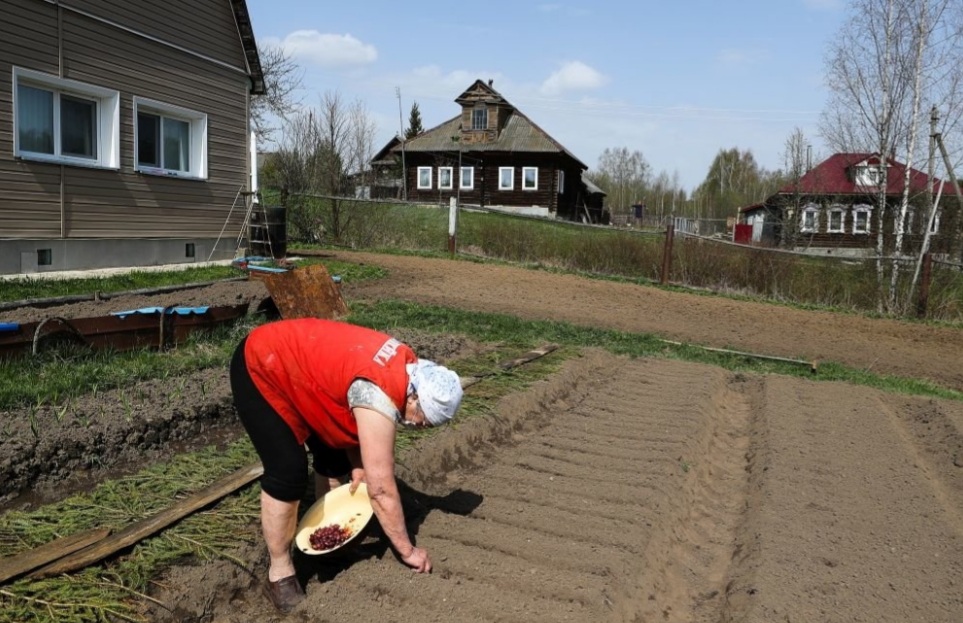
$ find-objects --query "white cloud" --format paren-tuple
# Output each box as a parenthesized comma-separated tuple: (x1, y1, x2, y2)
(538, 3, 562, 11)
(540, 61, 608, 96)
(277, 31, 377, 69)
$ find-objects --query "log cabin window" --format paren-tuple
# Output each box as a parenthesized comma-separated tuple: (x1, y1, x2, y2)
(557, 170, 565, 194)
(460, 166, 474, 190)
(901, 209, 913, 234)
(800, 203, 820, 233)
(13, 67, 120, 169)
(134, 97, 208, 179)
(828, 205, 845, 233)
(522, 167, 538, 190)
(929, 209, 941, 233)
(852, 204, 872, 234)
(499, 167, 514, 190)
(472, 105, 488, 130)
(438, 167, 453, 190)
(417, 167, 432, 189)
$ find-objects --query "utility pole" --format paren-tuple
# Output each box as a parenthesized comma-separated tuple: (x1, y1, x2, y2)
(396, 87, 407, 201)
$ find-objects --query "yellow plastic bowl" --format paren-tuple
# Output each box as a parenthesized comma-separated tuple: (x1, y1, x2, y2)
(294, 482, 374, 555)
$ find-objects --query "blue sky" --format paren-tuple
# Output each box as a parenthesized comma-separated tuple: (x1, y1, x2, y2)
(247, 0, 846, 193)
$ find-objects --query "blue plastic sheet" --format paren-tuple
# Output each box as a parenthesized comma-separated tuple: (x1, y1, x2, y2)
(111, 306, 210, 318)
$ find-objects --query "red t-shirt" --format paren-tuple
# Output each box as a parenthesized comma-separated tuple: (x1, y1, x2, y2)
(243, 319, 415, 448)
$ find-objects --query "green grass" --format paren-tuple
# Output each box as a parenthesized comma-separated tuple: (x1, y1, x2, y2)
(0, 266, 241, 303)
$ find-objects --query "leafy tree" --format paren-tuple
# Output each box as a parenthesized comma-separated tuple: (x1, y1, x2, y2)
(691, 148, 778, 219)
(405, 102, 425, 139)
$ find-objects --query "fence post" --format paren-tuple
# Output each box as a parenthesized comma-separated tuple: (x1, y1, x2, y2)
(448, 197, 458, 257)
(916, 252, 932, 318)
(660, 223, 675, 285)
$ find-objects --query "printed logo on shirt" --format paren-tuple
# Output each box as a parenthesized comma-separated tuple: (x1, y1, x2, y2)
(373, 338, 402, 366)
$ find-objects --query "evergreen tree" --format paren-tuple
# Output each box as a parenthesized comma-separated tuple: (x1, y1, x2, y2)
(405, 102, 424, 139)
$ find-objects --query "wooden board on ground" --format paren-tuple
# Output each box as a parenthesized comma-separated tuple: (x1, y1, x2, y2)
(256, 264, 349, 320)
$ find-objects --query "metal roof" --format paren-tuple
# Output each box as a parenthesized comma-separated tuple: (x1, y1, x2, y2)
(394, 95, 587, 169)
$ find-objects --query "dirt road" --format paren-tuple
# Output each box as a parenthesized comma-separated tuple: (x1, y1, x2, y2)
(2, 252, 962, 622)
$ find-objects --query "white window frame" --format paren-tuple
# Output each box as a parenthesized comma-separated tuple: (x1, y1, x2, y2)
(417, 166, 432, 189)
(929, 209, 941, 233)
(133, 97, 207, 179)
(557, 170, 565, 194)
(472, 105, 488, 130)
(856, 165, 885, 187)
(498, 167, 514, 190)
(827, 205, 845, 233)
(13, 67, 120, 169)
(901, 209, 914, 234)
(852, 204, 872, 234)
(460, 166, 474, 190)
(522, 166, 538, 191)
(437, 167, 453, 190)
(800, 203, 820, 233)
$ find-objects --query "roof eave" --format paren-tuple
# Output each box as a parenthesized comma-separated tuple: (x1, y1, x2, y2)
(229, 0, 265, 95)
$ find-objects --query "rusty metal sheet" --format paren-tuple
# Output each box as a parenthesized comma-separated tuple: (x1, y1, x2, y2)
(257, 264, 348, 320)
(0, 304, 249, 359)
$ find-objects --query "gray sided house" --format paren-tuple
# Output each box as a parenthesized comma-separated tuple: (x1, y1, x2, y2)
(374, 80, 605, 223)
(739, 153, 960, 258)
(0, 0, 264, 275)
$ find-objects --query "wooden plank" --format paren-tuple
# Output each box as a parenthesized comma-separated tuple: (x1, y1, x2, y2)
(28, 462, 264, 579)
(0, 527, 111, 585)
(461, 343, 559, 388)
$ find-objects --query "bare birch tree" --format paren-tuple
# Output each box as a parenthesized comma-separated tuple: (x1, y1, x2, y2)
(822, 0, 963, 312)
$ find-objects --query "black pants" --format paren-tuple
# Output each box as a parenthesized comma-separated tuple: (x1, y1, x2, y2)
(230, 338, 351, 501)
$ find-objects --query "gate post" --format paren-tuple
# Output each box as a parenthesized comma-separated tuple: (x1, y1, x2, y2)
(916, 252, 932, 318)
(660, 223, 675, 285)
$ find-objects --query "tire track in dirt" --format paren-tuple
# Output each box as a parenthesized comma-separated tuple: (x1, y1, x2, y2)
(876, 396, 963, 536)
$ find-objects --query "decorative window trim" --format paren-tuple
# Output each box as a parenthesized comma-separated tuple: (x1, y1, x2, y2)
(417, 166, 432, 189)
(852, 204, 872, 234)
(827, 205, 845, 233)
(13, 67, 120, 169)
(522, 166, 538, 191)
(800, 203, 820, 233)
(498, 167, 514, 191)
(929, 209, 941, 233)
(901, 209, 914, 234)
(438, 167, 453, 190)
(855, 164, 885, 187)
(133, 97, 208, 179)
(460, 166, 474, 190)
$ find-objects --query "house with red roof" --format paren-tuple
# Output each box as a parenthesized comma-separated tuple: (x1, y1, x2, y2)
(739, 153, 959, 257)
(371, 79, 607, 223)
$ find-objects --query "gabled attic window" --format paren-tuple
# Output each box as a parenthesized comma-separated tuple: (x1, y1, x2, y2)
(855, 164, 884, 187)
(471, 105, 488, 130)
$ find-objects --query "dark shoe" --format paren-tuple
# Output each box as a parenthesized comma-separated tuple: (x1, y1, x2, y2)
(262, 575, 305, 613)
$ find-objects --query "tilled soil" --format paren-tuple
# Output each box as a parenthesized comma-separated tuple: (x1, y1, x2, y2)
(1, 251, 962, 622)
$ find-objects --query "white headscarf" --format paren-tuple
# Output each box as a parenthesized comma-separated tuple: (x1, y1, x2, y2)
(408, 360, 463, 426)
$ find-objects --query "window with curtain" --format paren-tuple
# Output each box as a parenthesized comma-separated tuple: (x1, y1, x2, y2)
(134, 97, 207, 178)
(14, 68, 118, 168)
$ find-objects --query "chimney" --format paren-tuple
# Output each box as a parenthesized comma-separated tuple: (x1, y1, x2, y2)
(488, 78, 493, 87)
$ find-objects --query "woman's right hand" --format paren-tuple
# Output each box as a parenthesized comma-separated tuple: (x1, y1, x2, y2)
(401, 546, 432, 573)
